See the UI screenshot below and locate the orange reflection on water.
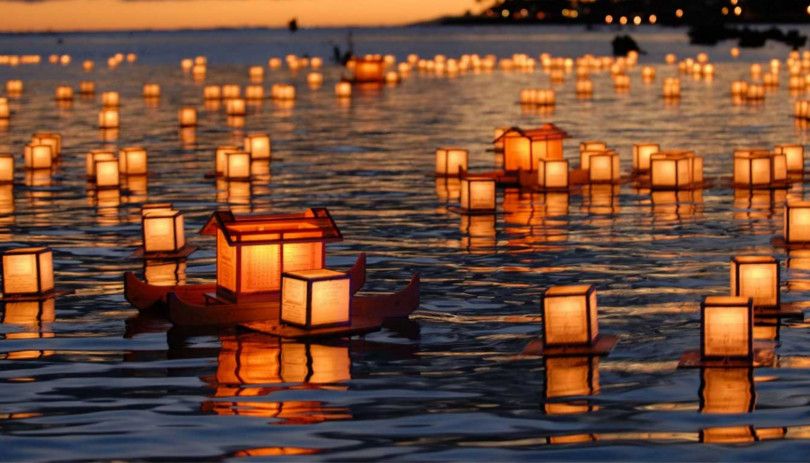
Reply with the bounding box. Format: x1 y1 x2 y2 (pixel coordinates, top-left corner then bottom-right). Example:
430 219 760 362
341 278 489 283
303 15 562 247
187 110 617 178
699 367 756 444
1 298 56 360
459 214 496 254
143 259 187 286
650 189 703 222
544 356 599 415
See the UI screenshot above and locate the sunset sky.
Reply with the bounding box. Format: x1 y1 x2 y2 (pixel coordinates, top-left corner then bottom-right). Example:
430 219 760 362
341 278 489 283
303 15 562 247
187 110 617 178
1 0 481 32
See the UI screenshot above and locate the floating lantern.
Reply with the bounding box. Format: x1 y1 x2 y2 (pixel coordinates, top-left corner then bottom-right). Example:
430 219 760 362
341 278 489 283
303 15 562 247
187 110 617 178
204 85 221 100
307 72 324 87
1 247 54 298
632 143 660 172
746 84 765 100
774 144 804 172
6 80 23 95
178 107 197 127
701 296 753 360
641 66 656 81
215 145 239 177
142 83 160 98
126 53 137 63
118 147 147 175
733 150 786 188
94 158 120 189
24 145 53 170
335 81 352 98
580 141 606 154
311 57 323 69
435 148 468 177
537 159 569 190
784 200 810 243
200 208 342 300
541 285 598 347
350 55 386 83
31 133 61 158
268 57 282 69
0 98 8 119
102 91 119 107
649 152 702 190
244 134 271 160
0 153 13 183
460 177 496 213
142 209 186 254
54 85 73 101
385 71 400 84
78 81 95 95
223 151 251 180
663 77 681 97
281 269 351 329
519 89 555 105
221 84 241 100
86 150 114 178
271 84 296 100
225 98 246 116
730 256 780 309
245 85 264 100
98 108 119 129
496 124 567 172
588 151 620 184
794 100 810 119
248 65 264 81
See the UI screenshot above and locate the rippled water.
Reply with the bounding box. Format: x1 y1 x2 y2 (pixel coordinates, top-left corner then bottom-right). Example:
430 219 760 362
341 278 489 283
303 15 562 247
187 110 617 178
2 25 810 461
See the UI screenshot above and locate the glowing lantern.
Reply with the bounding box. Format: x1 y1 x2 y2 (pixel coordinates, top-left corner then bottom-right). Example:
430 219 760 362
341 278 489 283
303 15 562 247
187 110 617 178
0 98 8 119
204 85 221 100
118 147 147 175
268 57 282 69
575 79 593 96
385 71 400 84
223 151 251 180
641 66 656 81
650 152 696 190
1 247 54 297
311 57 323 68
78 81 95 95
632 143 660 172
746 84 765 100
335 81 352 98
435 148 468 177
612 74 630 90
271 84 296 100
178 107 197 127
496 124 567 172
225 98 246 116
733 149 786 188
580 141 606 154
784 200 810 243
537 159 569 190
98 108 119 129
126 53 137 63
142 83 160 98
31 133 60 158
244 134 271 160
248 65 264 81
520 89 555 105
215 145 239 177
350 55 386 83
281 269 350 329
730 256 780 309
701 296 753 360
541 285 598 347
774 144 804 172
94 158 120 189
200 208 342 300
142 209 186 254
460 177 496 213
221 84 241 100
588 151 620 184
24 145 53 170
245 85 264 100
731 80 748 96
6 80 23 95
0 153 13 183
85 150 114 178
54 85 73 101
307 72 324 87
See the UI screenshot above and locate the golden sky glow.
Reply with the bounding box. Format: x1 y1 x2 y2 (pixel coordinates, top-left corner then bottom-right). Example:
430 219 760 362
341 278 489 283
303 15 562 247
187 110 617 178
1 0 479 31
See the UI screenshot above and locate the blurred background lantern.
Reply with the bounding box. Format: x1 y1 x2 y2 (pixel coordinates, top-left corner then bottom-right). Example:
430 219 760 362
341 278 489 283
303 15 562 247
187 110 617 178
541 285 598 347
281 269 351 329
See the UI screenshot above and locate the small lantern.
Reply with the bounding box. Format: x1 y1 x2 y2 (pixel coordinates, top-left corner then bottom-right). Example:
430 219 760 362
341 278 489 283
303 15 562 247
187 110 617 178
497 125 567 173
178 107 197 127
541 285 598 347
351 55 386 83
78 81 95 95
244 85 264 100
701 296 753 360
98 108 119 129
222 84 241 99
1 247 54 298
6 80 23 95
244 134 271 160
281 269 351 329
435 148 468 177
142 83 161 98
204 85 222 100
730 256 780 309
86 151 115 178
223 151 251 181
271 84 296 100
225 98 246 116
335 81 352 98
307 72 324 87
612 74 630 90
142 209 186 254
746 84 765 101
731 80 748 97
588 152 620 184
24 145 53 170
632 143 660 172
268 57 282 69
575 79 593 96
0 153 13 183
784 200 810 243
248 65 264 81
385 71 400 84
94 158 120 189
460 177 496 213
650 152 693 190
733 150 785 188
0 98 8 119
641 65 656 81
118 147 147 175
32 133 61 159
54 85 73 101
537 159 569 190
775 144 804 172
215 146 239 177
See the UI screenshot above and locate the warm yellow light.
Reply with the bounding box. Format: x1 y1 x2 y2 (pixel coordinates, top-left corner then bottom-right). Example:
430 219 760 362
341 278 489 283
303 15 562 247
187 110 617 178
0 153 13 183
244 134 271 160
542 285 598 347
204 85 222 100
701 296 752 359
78 81 95 95
142 83 160 98
632 143 660 171
1 247 54 296
537 159 568 190
118 147 147 175
774 144 804 172
734 6 742 15
701 368 753 415
0 98 8 119
94 158 120 189
588 152 620 184
98 108 119 129
435 148 468 177
649 14 657 24
619 16 628 25
24 144 53 170
460 177 496 212
605 15 613 24
675 8 684 18
730 256 779 308
178 107 197 127
544 356 599 415
54 85 73 101
335 81 352 98
281 269 350 328
785 200 810 243
733 149 785 188
226 98 246 116
307 72 324 87
101 91 119 107
143 210 185 253
633 16 642 25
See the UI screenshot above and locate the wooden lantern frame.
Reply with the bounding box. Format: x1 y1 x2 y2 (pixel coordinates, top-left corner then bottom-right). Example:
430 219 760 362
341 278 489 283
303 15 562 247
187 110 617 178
541 285 598 348
493 124 568 173
0 247 63 300
435 147 468 178
731 256 780 310
142 210 185 255
700 296 754 361
280 269 351 329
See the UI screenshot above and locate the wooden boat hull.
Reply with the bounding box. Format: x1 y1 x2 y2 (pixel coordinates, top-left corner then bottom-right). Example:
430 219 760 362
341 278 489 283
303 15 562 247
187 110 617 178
124 253 368 313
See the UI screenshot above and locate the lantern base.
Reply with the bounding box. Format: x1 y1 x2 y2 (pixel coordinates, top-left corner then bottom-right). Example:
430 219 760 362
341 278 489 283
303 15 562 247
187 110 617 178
241 316 382 339
771 235 810 250
522 334 618 357
447 206 496 216
131 245 198 260
0 288 74 302
677 342 775 368
473 170 519 186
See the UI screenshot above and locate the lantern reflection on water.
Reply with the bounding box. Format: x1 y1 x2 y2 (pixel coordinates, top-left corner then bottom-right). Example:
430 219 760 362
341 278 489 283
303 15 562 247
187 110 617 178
435 148 468 177
0 98 8 119
144 260 187 286
544 356 599 415
24 145 52 170
1 247 54 298
632 143 660 172
541 285 598 347
733 149 787 188
700 296 753 360
244 134 271 160
730 256 780 309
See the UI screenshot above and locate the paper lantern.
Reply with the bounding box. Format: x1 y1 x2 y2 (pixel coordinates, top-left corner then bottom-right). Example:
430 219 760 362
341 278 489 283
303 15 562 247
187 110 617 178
641 66 656 81
178 107 197 127
701 296 753 360
203 85 221 100
632 143 660 172
733 150 786 188
730 256 780 309
98 108 119 129
244 134 271 160
435 148 468 177
223 151 251 181
142 83 160 98
6 80 23 95
142 209 185 253
0 98 8 119
214 146 238 177
244 85 264 101
78 81 95 95
784 200 810 243
588 152 620 184
307 72 324 87
54 85 73 101
248 65 264 81
271 84 296 100
225 98 246 116
537 159 569 190
460 177 496 213
24 145 53 170
335 81 352 98
575 79 593 96
541 285 598 347
774 144 804 172
731 80 748 97
385 71 400 84
1 247 54 297
94 158 120 189
281 269 350 329
520 89 555 105
0 153 13 183
497 125 567 172
31 133 61 159
613 74 630 90
650 152 694 190
746 84 765 100
351 55 386 83
118 147 147 175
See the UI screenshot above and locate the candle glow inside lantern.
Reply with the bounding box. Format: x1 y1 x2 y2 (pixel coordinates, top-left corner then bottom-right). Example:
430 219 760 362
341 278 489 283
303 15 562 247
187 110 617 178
78 81 95 95
496 124 567 172
222 84 241 99
32 133 61 158
98 108 119 129
588 151 620 184
118 147 147 175
200 208 342 301
541 285 598 347
537 159 569 190
215 146 238 177
177 107 197 127
101 92 119 108
632 143 660 172
244 134 271 160
350 55 386 83
307 72 324 87
244 85 264 100
335 81 352 98
730 256 780 309
460 177 496 213
142 83 161 98
94 158 120 189
6 80 23 95
248 65 264 81
775 144 804 172
1 247 54 298
784 200 810 243
142 209 186 254
733 150 786 188
701 296 753 360
435 147 468 177
223 151 251 180
281 269 351 329
271 84 296 100
24 145 53 170
0 153 13 183
86 151 115 178
204 85 222 100
650 152 696 190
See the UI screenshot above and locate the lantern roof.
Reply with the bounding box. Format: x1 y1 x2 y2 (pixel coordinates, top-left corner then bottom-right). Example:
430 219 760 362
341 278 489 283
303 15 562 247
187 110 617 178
545 284 593 297
731 255 777 264
492 123 569 143
200 208 342 246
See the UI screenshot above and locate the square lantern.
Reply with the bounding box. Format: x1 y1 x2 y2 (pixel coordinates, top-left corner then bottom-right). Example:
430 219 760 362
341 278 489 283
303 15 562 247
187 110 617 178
579 149 608 171
784 200 810 243
86 151 115 178
204 85 222 100
244 134 271 160
226 98 246 116
178 108 197 127
1 247 54 297
460 177 496 213
24 145 53 170
700 296 753 360
101 91 119 107
54 86 73 101
79 81 95 95
701 368 754 415
541 285 598 347
335 81 352 98
650 153 693 190
94 158 120 189
733 150 785 188
537 159 569 190
142 209 185 254
775 144 804 172
223 151 251 181
435 148 468 177
351 55 386 83
0 153 13 183
496 125 567 173
730 256 780 309
31 133 61 158
588 152 620 184
215 146 239 177
280 269 351 329
119 147 147 175
98 109 119 129
632 143 660 172
0 98 9 119
222 84 241 99
142 83 161 98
